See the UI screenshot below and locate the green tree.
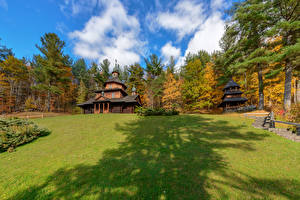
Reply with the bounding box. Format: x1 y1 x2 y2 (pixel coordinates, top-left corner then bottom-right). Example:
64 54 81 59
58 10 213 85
127 63 145 101
266 0 300 110
224 0 274 110
144 54 164 108
33 33 72 112
87 62 101 97
72 58 89 87
0 38 13 62
99 59 110 87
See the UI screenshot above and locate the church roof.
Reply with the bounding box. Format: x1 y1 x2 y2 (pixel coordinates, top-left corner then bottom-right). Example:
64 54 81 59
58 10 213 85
77 95 140 107
94 88 128 96
77 97 95 106
104 77 127 89
223 80 240 91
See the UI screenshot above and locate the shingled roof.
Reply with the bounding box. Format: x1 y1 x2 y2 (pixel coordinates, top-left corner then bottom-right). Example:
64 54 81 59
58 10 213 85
223 79 240 91
78 95 140 107
94 88 128 96
218 97 248 107
77 97 95 106
222 90 243 99
104 77 127 89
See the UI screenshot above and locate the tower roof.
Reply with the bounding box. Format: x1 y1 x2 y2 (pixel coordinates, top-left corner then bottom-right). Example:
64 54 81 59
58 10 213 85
104 72 127 89
223 79 240 91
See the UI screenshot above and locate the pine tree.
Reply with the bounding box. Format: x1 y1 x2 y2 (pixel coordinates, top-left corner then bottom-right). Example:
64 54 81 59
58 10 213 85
99 59 110 87
226 0 275 110
33 33 72 112
0 38 13 62
77 80 87 104
127 63 145 102
72 58 89 87
144 54 164 108
266 0 300 110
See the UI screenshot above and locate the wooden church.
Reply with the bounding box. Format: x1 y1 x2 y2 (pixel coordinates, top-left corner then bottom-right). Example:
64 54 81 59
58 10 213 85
219 79 248 111
78 71 141 114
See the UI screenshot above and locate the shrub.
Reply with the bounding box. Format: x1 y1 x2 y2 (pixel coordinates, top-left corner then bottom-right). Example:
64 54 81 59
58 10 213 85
135 107 179 116
24 97 37 111
286 104 300 123
0 118 51 152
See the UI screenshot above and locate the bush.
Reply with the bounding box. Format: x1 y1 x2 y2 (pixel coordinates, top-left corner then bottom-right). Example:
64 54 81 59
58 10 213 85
0 118 51 152
286 104 300 123
135 107 179 116
24 97 37 111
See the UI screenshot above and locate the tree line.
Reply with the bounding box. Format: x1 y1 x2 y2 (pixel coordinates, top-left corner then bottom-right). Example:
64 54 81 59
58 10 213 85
0 0 299 115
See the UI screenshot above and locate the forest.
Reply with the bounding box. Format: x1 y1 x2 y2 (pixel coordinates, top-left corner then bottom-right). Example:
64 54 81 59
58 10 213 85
0 0 299 122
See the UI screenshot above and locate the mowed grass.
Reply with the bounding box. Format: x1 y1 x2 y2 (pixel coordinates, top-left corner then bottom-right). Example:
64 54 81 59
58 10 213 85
0 114 299 200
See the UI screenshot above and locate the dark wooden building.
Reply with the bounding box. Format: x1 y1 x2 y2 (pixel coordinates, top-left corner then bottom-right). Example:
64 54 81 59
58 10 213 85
78 71 141 114
219 79 248 111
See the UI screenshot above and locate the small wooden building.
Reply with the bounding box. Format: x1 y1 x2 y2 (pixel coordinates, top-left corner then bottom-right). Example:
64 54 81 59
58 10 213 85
219 79 248 111
78 71 141 114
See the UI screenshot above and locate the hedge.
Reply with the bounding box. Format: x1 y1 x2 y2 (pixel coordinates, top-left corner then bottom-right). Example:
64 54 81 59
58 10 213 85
0 118 51 152
135 107 179 116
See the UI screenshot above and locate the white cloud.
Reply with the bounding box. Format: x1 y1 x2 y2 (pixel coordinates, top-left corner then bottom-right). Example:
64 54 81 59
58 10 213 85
161 42 181 63
185 12 224 55
211 0 224 10
60 0 99 16
0 0 8 10
157 0 205 39
152 0 226 69
175 12 225 69
69 0 145 68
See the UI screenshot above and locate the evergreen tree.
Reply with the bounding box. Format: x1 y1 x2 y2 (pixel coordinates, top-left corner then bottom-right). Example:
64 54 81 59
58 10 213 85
33 33 72 112
167 56 176 74
144 54 164 108
0 38 13 62
266 0 300 110
99 59 110 87
72 58 89 87
225 0 274 110
87 62 101 97
127 63 145 103
77 80 87 104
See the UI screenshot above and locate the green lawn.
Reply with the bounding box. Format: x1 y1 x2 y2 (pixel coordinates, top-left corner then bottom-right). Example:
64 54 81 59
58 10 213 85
0 114 299 199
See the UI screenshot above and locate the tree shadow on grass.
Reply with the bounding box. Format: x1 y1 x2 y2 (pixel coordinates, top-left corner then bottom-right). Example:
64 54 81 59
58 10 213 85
8 115 300 199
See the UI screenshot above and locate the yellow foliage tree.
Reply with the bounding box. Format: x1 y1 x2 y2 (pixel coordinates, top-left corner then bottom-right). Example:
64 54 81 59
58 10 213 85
198 62 223 109
162 72 182 110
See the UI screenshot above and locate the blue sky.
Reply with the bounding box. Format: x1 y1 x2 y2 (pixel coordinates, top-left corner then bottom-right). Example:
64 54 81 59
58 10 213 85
0 0 232 69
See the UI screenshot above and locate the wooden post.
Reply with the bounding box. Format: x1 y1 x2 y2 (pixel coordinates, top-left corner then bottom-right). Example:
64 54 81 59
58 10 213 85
270 111 275 128
108 103 110 113
296 126 300 136
102 103 104 113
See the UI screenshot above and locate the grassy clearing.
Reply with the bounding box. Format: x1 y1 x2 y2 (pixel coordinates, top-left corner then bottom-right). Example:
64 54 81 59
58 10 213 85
0 114 299 199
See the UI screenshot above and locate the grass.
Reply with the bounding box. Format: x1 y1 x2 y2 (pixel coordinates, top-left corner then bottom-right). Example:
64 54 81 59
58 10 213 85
0 114 299 199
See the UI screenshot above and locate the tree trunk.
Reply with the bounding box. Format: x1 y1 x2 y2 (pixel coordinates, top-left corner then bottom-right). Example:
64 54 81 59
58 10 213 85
47 90 51 112
9 81 14 113
283 62 292 110
294 79 297 104
297 79 300 104
257 64 264 110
